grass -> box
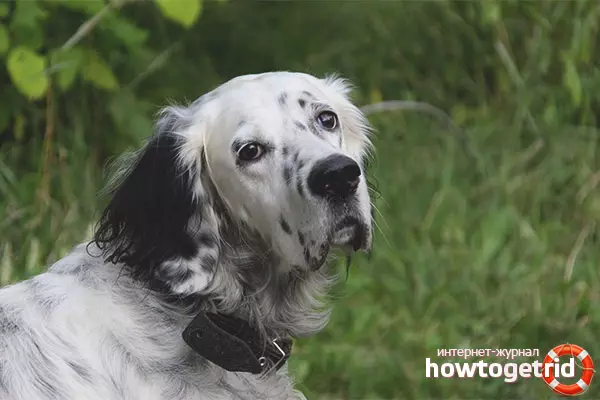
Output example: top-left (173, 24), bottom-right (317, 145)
top-left (3, 109), bottom-right (600, 399)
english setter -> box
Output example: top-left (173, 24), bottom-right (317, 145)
top-left (0, 72), bottom-right (374, 400)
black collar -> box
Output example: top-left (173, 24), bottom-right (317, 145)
top-left (182, 311), bottom-right (293, 374)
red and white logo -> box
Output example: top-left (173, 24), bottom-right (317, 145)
top-left (542, 344), bottom-right (595, 396)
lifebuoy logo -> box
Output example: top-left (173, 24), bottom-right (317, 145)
top-left (426, 343), bottom-right (596, 396)
top-left (542, 344), bottom-right (594, 397)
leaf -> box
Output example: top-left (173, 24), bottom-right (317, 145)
top-left (11, 0), bottom-right (48, 29)
top-left (51, 47), bottom-right (85, 91)
top-left (155, 0), bottom-right (203, 28)
top-left (102, 15), bottom-right (149, 49)
top-left (10, 0), bottom-right (46, 51)
top-left (7, 46), bottom-right (49, 100)
top-left (82, 50), bottom-right (118, 91)
top-left (0, 24), bottom-right (9, 55)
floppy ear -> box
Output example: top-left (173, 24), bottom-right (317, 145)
top-left (93, 107), bottom-right (220, 295)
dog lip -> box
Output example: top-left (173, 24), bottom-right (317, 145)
top-left (334, 215), bottom-right (361, 231)
top-left (330, 217), bottom-right (367, 251)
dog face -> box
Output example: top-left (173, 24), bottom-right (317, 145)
top-left (94, 72), bottom-right (373, 294)
top-left (190, 73), bottom-right (373, 271)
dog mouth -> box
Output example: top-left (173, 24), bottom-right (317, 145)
top-left (330, 216), bottom-right (368, 252)
top-left (303, 216), bottom-right (369, 271)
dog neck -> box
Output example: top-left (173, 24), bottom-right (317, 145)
top-left (148, 207), bottom-right (336, 340)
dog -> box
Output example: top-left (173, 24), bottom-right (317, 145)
top-left (0, 72), bottom-right (374, 400)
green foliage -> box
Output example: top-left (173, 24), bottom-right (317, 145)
top-left (81, 49), bottom-right (118, 91)
top-left (51, 47), bottom-right (84, 91)
top-left (2, 1), bottom-right (600, 398)
top-left (7, 46), bottom-right (48, 99)
top-left (154, 0), bottom-right (203, 28)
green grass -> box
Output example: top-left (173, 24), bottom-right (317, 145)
top-left (3, 110), bottom-right (600, 399)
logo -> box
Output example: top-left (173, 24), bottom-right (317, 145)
top-left (542, 344), bottom-right (595, 396)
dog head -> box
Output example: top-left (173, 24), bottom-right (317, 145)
top-left (93, 72), bottom-right (373, 296)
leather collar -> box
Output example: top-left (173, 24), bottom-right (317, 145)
top-left (182, 311), bottom-right (292, 374)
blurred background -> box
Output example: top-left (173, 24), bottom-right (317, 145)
top-left (1, 0), bottom-right (600, 398)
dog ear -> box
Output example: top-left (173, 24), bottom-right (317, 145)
top-left (92, 106), bottom-right (220, 295)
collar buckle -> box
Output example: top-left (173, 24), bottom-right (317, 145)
top-left (260, 337), bottom-right (290, 374)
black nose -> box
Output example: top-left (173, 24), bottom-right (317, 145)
top-left (307, 155), bottom-right (361, 200)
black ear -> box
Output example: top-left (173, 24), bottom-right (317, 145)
top-left (92, 119), bottom-right (199, 280)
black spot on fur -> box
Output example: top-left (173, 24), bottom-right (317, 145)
top-left (319, 243), bottom-right (329, 257)
top-left (280, 216), bottom-right (292, 235)
top-left (298, 98), bottom-right (306, 108)
top-left (283, 165), bottom-right (292, 183)
top-left (0, 307), bottom-right (19, 335)
top-left (278, 92), bottom-right (288, 106)
top-left (92, 113), bottom-right (200, 284)
top-left (298, 231), bottom-right (305, 246)
top-left (293, 152), bottom-right (299, 163)
top-left (308, 121), bottom-right (320, 136)
top-left (282, 147), bottom-right (289, 157)
top-left (303, 248), bottom-right (311, 264)
top-left (297, 159), bottom-right (305, 171)
top-left (238, 120), bottom-right (246, 128)
top-left (296, 178), bottom-right (304, 197)
top-left (294, 121), bottom-right (307, 130)
top-left (302, 90), bottom-right (316, 99)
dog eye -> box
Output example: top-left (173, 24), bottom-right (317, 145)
top-left (316, 111), bottom-right (338, 130)
top-left (237, 143), bottom-right (265, 162)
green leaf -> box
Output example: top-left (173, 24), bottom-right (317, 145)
top-left (11, 24), bottom-right (45, 51)
top-left (155, 0), bottom-right (203, 28)
top-left (7, 46), bottom-right (49, 100)
top-left (103, 15), bottom-right (149, 49)
top-left (11, 0), bottom-right (48, 29)
top-left (0, 24), bottom-right (9, 56)
top-left (51, 47), bottom-right (85, 91)
top-left (10, 0), bottom-right (46, 50)
top-left (82, 50), bottom-right (118, 91)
